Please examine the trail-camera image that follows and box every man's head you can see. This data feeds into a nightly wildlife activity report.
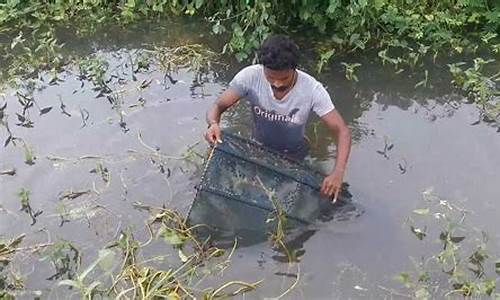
[258,35,300,93]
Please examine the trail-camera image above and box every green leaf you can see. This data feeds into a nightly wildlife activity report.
[395,272,411,285]
[374,0,385,10]
[235,52,248,62]
[450,236,465,243]
[40,106,52,115]
[412,208,429,215]
[160,227,185,246]
[326,0,339,14]
[495,259,500,275]
[195,0,204,9]
[410,226,426,240]
[349,33,360,46]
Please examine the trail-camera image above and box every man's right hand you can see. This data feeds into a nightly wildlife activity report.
[204,123,222,144]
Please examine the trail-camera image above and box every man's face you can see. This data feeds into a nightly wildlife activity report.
[263,67,295,93]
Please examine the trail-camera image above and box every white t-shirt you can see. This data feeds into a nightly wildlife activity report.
[229,64,335,158]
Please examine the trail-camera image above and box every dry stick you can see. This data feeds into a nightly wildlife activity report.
[143,257,196,298]
[137,132,184,160]
[115,286,136,299]
[208,280,263,299]
[12,243,52,255]
[139,222,154,248]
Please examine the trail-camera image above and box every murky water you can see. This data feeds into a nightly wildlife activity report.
[1,20,499,299]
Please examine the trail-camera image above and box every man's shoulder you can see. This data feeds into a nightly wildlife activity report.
[297,69,323,89]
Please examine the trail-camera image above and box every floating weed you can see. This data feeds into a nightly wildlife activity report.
[75,203,263,299]
[254,175,306,300]
[316,48,335,73]
[376,135,394,159]
[58,189,91,201]
[150,44,222,77]
[58,248,115,299]
[17,188,42,225]
[0,235,25,264]
[55,202,71,227]
[21,140,36,165]
[0,168,16,176]
[448,58,500,125]
[90,163,111,192]
[42,241,81,281]
[398,190,500,298]
[78,57,109,89]
[256,176,292,262]
[340,62,362,82]
[108,228,139,272]
[0,234,26,299]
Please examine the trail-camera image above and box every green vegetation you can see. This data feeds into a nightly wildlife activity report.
[399,189,500,298]
[0,0,498,123]
[54,204,261,299]
[18,188,42,225]
[0,234,25,299]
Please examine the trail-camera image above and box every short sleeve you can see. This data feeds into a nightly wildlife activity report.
[311,83,335,117]
[228,65,257,97]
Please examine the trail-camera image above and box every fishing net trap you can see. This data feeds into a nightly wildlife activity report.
[187,131,340,244]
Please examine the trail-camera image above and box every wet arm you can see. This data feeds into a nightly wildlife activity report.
[321,109,351,175]
[206,88,241,125]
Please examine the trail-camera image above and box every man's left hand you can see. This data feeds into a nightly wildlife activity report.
[320,169,344,202]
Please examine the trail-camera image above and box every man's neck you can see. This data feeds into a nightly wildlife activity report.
[272,70,297,100]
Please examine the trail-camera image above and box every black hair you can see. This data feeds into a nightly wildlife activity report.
[257,34,300,70]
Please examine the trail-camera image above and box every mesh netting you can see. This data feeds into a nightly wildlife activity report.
[187,131,330,244]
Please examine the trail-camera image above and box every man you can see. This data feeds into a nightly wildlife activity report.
[204,35,351,201]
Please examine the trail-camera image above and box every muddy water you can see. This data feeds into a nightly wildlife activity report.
[1,21,499,299]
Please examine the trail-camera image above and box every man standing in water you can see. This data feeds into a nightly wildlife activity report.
[204,35,351,201]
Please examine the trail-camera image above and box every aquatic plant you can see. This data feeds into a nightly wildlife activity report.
[55,203,262,299]
[398,189,500,298]
[17,188,42,225]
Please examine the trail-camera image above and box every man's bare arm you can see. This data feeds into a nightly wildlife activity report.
[319,109,352,200]
[206,88,241,125]
[205,88,241,143]
[321,109,351,173]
